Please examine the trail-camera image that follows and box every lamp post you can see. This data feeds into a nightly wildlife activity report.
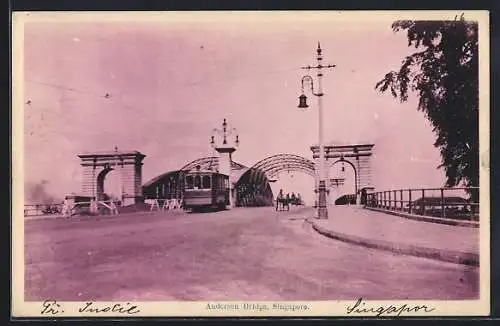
[210,119,239,208]
[298,42,335,219]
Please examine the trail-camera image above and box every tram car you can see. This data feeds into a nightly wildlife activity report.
[183,166,230,211]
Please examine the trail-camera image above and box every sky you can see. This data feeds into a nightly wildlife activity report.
[21,12,449,204]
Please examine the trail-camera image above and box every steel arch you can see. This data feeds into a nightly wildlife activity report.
[179,156,247,172]
[250,154,316,179]
[235,167,274,207]
[142,170,184,200]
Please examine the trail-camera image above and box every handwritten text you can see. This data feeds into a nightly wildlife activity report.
[346,297,435,317]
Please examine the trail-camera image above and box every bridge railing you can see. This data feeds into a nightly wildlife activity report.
[365,187,479,221]
[145,198,184,211]
[24,200,121,218]
[24,203,64,217]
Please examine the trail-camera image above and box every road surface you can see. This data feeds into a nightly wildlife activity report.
[24,206,479,301]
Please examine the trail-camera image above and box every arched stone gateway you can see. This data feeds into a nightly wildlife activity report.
[78,150,146,206]
[311,143,375,204]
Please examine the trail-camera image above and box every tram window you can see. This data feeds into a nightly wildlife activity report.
[194,175,202,189]
[202,175,211,189]
[186,176,194,189]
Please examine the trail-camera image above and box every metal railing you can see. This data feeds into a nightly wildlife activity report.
[145,198,184,211]
[24,203,64,217]
[365,187,479,221]
[24,200,120,218]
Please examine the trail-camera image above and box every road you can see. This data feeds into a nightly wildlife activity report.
[24,206,479,301]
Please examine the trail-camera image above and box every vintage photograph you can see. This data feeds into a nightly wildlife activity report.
[12,11,489,317]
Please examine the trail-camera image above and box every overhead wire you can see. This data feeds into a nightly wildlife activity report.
[24,59,304,160]
[24,29,308,115]
[25,65,301,116]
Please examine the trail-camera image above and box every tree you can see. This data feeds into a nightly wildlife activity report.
[375,15,479,200]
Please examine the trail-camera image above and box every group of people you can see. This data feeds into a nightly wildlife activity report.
[275,189,302,211]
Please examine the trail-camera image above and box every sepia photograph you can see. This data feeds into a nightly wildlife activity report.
[12,10,490,317]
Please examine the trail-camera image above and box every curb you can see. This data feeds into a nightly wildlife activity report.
[364,207,479,228]
[307,218,479,266]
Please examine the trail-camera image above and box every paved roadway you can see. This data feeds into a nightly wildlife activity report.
[25,206,479,301]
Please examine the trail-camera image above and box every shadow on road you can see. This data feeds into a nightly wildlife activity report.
[187,207,228,214]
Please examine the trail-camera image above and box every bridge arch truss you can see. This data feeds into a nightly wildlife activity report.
[234,154,316,206]
[251,154,316,180]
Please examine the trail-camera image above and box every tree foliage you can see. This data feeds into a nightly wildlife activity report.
[375,15,479,194]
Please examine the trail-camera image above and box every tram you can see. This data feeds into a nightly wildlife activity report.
[183,166,230,211]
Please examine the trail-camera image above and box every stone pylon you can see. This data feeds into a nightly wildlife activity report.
[215,146,236,208]
[78,150,146,206]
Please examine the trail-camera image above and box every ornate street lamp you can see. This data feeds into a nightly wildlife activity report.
[298,42,335,219]
[211,118,239,149]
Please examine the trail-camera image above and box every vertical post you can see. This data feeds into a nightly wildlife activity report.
[440,188,445,218]
[388,191,392,210]
[471,187,476,220]
[421,189,425,216]
[400,190,403,211]
[114,147,121,206]
[317,44,328,219]
[408,189,412,214]
[120,157,124,205]
[92,158,96,201]
[230,153,235,208]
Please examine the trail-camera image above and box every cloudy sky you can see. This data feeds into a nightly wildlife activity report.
[20,12,451,203]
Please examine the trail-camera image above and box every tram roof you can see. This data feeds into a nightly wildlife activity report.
[184,168,227,175]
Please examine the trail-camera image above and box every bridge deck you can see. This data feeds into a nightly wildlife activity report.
[24,206,478,301]
[314,206,479,256]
